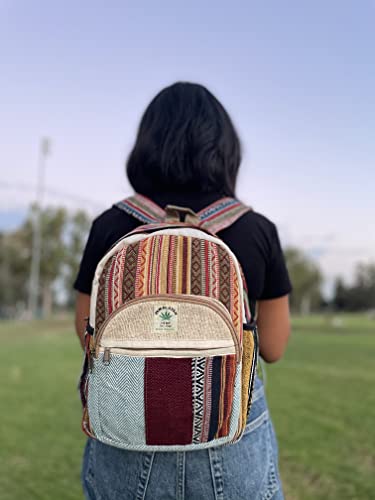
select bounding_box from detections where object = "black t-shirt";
[74,192,292,301]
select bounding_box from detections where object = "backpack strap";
[115,194,251,233]
[115,194,165,223]
[197,197,251,234]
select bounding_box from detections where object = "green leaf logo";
[160,311,172,321]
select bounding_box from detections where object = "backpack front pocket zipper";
[98,343,237,365]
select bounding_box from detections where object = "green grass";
[0,318,85,500]
[267,314,375,500]
[0,314,374,499]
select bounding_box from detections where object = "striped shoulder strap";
[197,197,251,234]
[115,194,251,233]
[115,194,165,223]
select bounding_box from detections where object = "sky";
[0,0,374,293]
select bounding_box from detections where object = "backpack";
[79,194,258,451]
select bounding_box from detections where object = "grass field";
[0,315,374,499]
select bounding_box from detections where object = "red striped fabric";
[145,358,193,445]
[218,354,236,437]
[182,237,188,294]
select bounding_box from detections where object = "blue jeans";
[81,376,284,499]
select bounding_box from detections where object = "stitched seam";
[85,476,102,500]
[261,422,281,500]
[135,452,155,500]
[176,452,185,500]
[208,448,224,500]
[251,385,264,403]
[84,441,103,500]
[261,460,279,500]
[244,410,269,435]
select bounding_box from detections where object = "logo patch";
[153,305,178,333]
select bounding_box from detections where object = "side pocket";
[240,326,258,432]
[79,333,90,407]
[80,331,96,439]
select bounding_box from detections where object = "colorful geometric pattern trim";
[116,194,166,223]
[192,357,206,443]
[114,194,251,235]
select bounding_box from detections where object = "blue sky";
[1,1,374,290]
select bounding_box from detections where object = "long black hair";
[126,82,242,197]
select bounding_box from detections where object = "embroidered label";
[153,305,178,333]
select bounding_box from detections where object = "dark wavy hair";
[126,82,242,197]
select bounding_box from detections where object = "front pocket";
[240,326,258,432]
[88,351,239,447]
[88,294,243,448]
[94,294,240,362]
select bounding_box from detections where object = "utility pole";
[28,138,51,319]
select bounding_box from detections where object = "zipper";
[98,344,236,365]
[95,294,241,362]
[103,347,111,366]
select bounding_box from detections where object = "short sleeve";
[73,219,107,295]
[259,224,292,300]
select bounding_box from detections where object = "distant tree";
[333,277,347,310]
[63,210,91,307]
[284,247,323,314]
[39,206,68,315]
[0,229,31,316]
[333,262,375,311]
[14,205,68,316]
[0,205,91,317]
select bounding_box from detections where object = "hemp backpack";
[79,195,258,451]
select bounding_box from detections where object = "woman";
[74,82,291,499]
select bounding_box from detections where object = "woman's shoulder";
[90,205,140,246]
[92,204,132,224]
[219,207,283,266]
[231,208,279,238]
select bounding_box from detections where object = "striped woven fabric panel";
[197,197,251,234]
[144,354,236,445]
[116,194,166,223]
[95,235,242,340]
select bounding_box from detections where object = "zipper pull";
[103,348,111,366]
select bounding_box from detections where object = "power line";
[0,180,107,211]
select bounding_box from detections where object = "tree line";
[0,204,373,318]
[0,205,90,318]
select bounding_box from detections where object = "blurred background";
[0,1,374,499]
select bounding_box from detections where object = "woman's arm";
[75,292,91,349]
[256,295,291,363]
